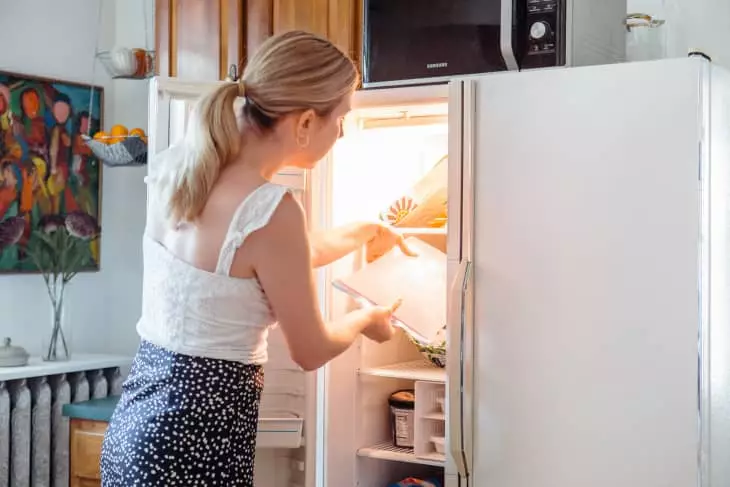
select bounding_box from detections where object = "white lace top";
[136,178,290,364]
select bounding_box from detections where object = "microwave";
[361,0,628,88]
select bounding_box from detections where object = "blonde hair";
[166,30,359,222]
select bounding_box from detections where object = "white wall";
[105,0,154,354]
[0,0,152,356]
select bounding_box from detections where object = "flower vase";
[43,282,71,362]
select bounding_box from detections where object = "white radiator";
[0,361,126,487]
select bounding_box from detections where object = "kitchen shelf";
[359,360,446,383]
[357,441,445,467]
[0,354,132,382]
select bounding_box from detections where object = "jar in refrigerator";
[388,389,415,448]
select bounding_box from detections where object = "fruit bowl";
[82,134,147,167]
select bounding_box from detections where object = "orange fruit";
[110,124,129,137]
[93,131,110,144]
[129,128,146,138]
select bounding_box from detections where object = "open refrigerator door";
[315,85,455,487]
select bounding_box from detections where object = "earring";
[297,134,310,149]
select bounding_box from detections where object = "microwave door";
[362,0,520,88]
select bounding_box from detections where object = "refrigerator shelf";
[357,441,445,467]
[359,360,446,382]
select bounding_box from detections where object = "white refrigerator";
[147,56,730,487]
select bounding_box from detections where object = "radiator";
[0,366,124,487]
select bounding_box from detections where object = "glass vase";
[43,281,71,362]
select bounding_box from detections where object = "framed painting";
[0,71,103,273]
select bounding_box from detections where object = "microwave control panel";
[516,0,566,69]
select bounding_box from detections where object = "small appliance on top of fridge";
[361,0,629,87]
[147,56,730,487]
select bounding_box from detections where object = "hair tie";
[237,82,246,97]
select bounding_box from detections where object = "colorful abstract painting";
[0,71,103,273]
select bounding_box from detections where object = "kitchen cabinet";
[64,396,120,487]
[155,0,263,80]
[155,0,361,81]
[69,419,107,487]
[272,0,360,62]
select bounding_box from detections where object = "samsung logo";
[426,62,448,69]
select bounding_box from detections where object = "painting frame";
[0,70,104,274]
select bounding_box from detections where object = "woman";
[100,31,414,486]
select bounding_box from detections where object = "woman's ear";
[295,109,316,148]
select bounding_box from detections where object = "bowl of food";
[407,328,446,368]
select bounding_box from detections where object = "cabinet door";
[327,0,360,63]
[155,0,246,80]
[273,0,329,38]
[272,0,360,67]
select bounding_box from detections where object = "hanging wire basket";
[82,135,148,167]
[96,49,155,79]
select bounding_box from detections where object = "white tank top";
[136,181,290,364]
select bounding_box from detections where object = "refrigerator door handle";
[500,0,519,70]
[448,259,473,480]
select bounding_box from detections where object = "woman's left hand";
[365,222,418,262]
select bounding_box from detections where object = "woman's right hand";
[361,299,402,343]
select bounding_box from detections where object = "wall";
[0,0,151,356]
[105,0,154,354]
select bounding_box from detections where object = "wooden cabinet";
[272,0,360,63]
[155,0,361,81]
[70,419,108,487]
[156,0,252,80]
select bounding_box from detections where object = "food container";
[408,331,446,368]
[389,389,415,448]
[431,435,446,454]
[109,47,138,77]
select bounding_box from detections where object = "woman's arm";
[309,222,417,268]
[247,195,396,371]
[309,222,378,268]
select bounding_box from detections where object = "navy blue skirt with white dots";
[100,340,264,486]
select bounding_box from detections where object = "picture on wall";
[0,71,103,273]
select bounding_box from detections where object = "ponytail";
[163,31,358,222]
[167,82,243,222]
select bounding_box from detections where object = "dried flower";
[38,214,66,233]
[64,211,100,240]
[0,216,26,251]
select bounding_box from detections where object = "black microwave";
[361,0,627,88]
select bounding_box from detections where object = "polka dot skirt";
[101,340,264,486]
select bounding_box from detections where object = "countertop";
[62,395,120,422]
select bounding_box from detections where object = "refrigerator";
[147,56,730,487]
